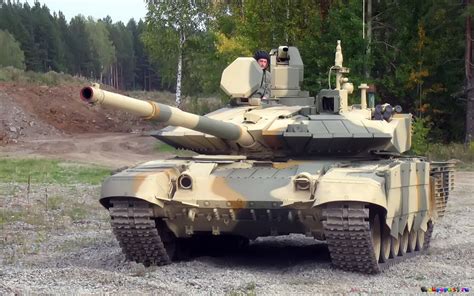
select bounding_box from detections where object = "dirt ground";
[0,82,156,146]
[0,82,173,167]
[0,83,473,295]
[0,173,472,295]
[0,132,171,168]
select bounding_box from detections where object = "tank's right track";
[323,203,434,274]
[109,198,171,266]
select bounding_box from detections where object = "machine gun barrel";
[80,85,255,147]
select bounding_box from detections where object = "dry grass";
[0,159,110,264]
[425,143,474,170]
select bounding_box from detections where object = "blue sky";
[20,0,148,23]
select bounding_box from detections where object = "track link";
[323,203,434,274]
[109,198,171,266]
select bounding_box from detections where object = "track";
[109,198,172,266]
[322,162,453,274]
[322,203,433,274]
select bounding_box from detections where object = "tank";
[79,41,455,273]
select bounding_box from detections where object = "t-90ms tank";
[80,41,454,273]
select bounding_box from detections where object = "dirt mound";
[0,82,155,145]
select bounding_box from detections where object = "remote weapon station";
[80,41,454,273]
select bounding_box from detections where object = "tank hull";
[101,156,454,273]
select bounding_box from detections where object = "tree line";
[0,0,469,143]
[0,0,160,90]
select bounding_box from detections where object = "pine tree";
[0,29,25,69]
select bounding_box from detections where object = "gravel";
[1,172,473,295]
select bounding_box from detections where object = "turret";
[80,41,412,159]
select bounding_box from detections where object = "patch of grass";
[55,237,100,253]
[154,142,177,153]
[65,207,88,221]
[127,90,224,115]
[0,198,94,226]
[185,96,223,115]
[425,143,474,170]
[47,195,64,211]
[0,66,86,85]
[0,158,111,184]
[154,142,196,157]
[0,208,47,226]
[127,90,177,106]
[227,282,257,296]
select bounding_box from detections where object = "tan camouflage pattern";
[99,156,435,241]
[81,42,450,245]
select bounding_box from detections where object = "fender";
[99,162,181,209]
[313,167,387,210]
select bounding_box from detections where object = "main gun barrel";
[80,85,255,147]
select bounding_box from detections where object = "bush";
[411,117,430,155]
[0,67,86,85]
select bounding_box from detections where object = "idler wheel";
[370,213,381,262]
[390,234,400,258]
[416,229,425,251]
[399,227,409,255]
[408,224,417,252]
[380,224,391,263]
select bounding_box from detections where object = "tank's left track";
[109,198,173,266]
[323,203,433,274]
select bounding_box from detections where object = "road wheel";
[390,234,400,258]
[380,224,391,263]
[408,223,417,252]
[399,227,409,256]
[416,229,425,251]
[370,213,381,262]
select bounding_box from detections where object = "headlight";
[178,173,193,189]
[294,173,312,191]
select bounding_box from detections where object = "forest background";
[0,0,471,149]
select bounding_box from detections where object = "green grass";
[1,199,97,226]
[0,208,48,226]
[0,158,111,184]
[154,142,196,157]
[0,66,86,86]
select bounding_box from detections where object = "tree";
[0,29,25,69]
[103,18,135,89]
[35,3,61,71]
[0,1,39,71]
[85,17,116,82]
[133,19,160,91]
[55,10,74,73]
[144,1,209,107]
[69,15,95,77]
